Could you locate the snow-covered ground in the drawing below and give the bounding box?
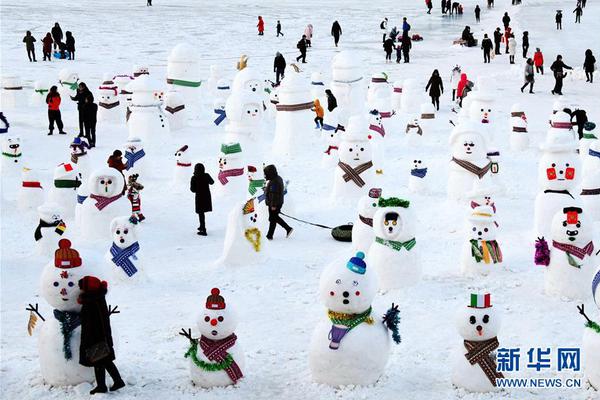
[1,0,599,399]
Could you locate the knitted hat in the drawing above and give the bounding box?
[220,142,242,155]
[346,251,367,275]
[54,239,82,268]
[369,188,382,199]
[79,275,108,292]
[175,145,188,155]
[243,198,255,215]
[563,206,582,224]
[469,293,492,308]
[206,288,226,310]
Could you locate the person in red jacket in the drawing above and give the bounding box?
[456,73,469,107]
[533,47,544,74]
[46,86,66,135]
[41,32,53,61]
[257,16,265,36]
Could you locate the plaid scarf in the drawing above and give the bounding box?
[552,240,594,268]
[218,168,244,185]
[451,157,491,179]
[359,214,373,227]
[582,188,600,195]
[213,109,226,126]
[199,334,243,383]
[110,242,140,277]
[464,337,503,387]
[34,219,65,241]
[99,101,120,109]
[89,193,122,211]
[375,236,416,252]
[276,101,314,112]
[53,309,81,360]
[327,307,373,350]
[248,179,265,196]
[338,161,373,188]
[411,168,427,178]
[369,123,385,137]
[324,145,338,155]
[406,124,423,135]
[166,78,201,87]
[125,149,145,170]
[470,239,503,264]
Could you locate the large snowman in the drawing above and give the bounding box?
[330,51,364,126]
[461,206,503,276]
[127,75,170,141]
[580,268,600,390]
[351,187,382,253]
[167,43,202,116]
[309,252,400,386]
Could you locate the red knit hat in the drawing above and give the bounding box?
[79,275,108,292]
[206,288,226,310]
[54,239,82,268]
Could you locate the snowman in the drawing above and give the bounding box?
[218,198,266,266]
[405,117,423,147]
[58,69,79,101]
[31,81,50,106]
[351,188,382,253]
[27,239,94,386]
[579,122,597,157]
[48,163,82,219]
[1,75,24,108]
[215,142,246,200]
[223,90,264,149]
[391,80,403,113]
[408,158,428,194]
[535,207,595,300]
[468,82,496,145]
[400,79,422,115]
[367,109,386,167]
[231,67,267,102]
[205,65,221,99]
[310,71,326,105]
[69,136,91,177]
[2,135,22,171]
[80,167,130,242]
[452,293,504,392]
[179,288,245,387]
[321,119,342,168]
[467,178,499,225]
[330,51,365,126]
[174,145,193,187]
[0,111,8,134]
[123,136,146,176]
[35,203,67,256]
[368,197,420,290]
[581,141,600,221]
[113,74,134,101]
[97,76,122,123]
[509,103,529,151]
[366,72,390,111]
[309,252,401,386]
[579,269,600,390]
[461,206,503,276]
[546,111,578,147]
[126,75,170,141]
[164,90,187,131]
[105,216,143,283]
[133,65,149,78]
[18,167,45,211]
[167,43,202,116]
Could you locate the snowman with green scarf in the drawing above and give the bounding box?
[578,269,600,389]
[48,162,82,219]
[309,252,400,386]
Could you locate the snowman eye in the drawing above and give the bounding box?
[116,230,121,234]
[204,316,210,322]
[247,110,251,114]
[472,227,476,231]
[218,316,224,322]
[108,180,113,185]
[562,221,567,227]
[352,281,358,286]
[124,229,129,234]
[100,180,105,184]
[68,282,74,287]
[384,220,389,226]
[551,163,556,167]
[469,142,475,147]
[53,282,59,287]
[392,220,397,226]
[487,109,491,112]
[480,108,484,112]
[330,291,335,296]
[565,163,570,167]
[469,316,476,324]
[372,203,377,207]
[335,279,341,284]
[484,228,488,232]
[576,222,581,228]
[483,315,490,323]
[360,148,364,151]
[463,143,468,146]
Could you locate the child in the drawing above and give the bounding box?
[46,86,66,135]
[312,99,324,129]
[127,174,145,222]
[190,163,214,236]
[396,43,402,63]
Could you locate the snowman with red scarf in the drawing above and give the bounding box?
[179,288,245,388]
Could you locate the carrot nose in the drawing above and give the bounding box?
[210,319,218,326]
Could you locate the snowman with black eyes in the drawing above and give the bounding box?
[351,188,382,253]
[408,158,428,194]
[461,206,503,276]
[321,112,341,168]
[105,216,144,283]
[223,91,264,150]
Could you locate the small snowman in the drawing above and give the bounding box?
[321,121,342,168]
[18,167,45,211]
[97,76,122,122]
[174,145,193,187]
[31,81,50,106]
[367,109,385,166]
[419,102,436,133]
[127,173,145,222]
[216,142,246,200]
[1,75,25,108]
[224,90,264,149]
[34,203,67,256]
[69,136,91,177]
[535,207,595,300]
[577,270,600,390]
[205,65,221,98]
[123,136,146,176]
[452,293,504,392]
[408,158,428,194]
[309,252,401,386]
[48,163,82,219]
[405,117,423,146]
[467,178,499,226]
[164,90,187,131]
[366,72,390,111]
[581,140,600,222]
[219,198,266,266]
[351,188,382,253]
[179,288,245,387]
[579,121,597,156]
[546,111,578,147]
[58,69,79,100]
[461,206,503,276]
[133,65,149,78]
[369,197,420,290]
[1,135,22,170]
[105,216,143,283]
[509,103,529,151]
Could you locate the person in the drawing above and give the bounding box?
[400,34,412,63]
[276,20,283,37]
[85,101,98,147]
[147,0,152,5]
[426,0,433,14]
[296,35,307,63]
[425,69,444,110]
[263,165,292,240]
[396,42,403,63]
[446,0,452,14]
[481,33,493,63]
[487,0,494,8]
[71,82,94,138]
[331,20,342,47]
[569,108,588,139]
[584,49,596,83]
[507,34,517,64]
[441,0,447,13]
[474,5,481,22]
[402,17,411,35]
[573,5,582,23]
[51,22,63,50]
[273,52,286,85]
[550,55,572,95]
[383,37,394,63]
[502,12,510,28]
[450,65,461,101]
[22,31,36,62]
[257,16,264,36]
[189,163,214,236]
[41,32,53,61]
[555,10,562,30]
[503,26,512,53]
[65,31,75,60]
[493,27,502,55]
[380,17,388,42]
[304,24,313,47]
[107,150,127,172]
[312,99,324,129]
[533,48,544,74]
[78,276,125,395]
[389,26,399,43]
[46,86,66,135]
[521,58,535,93]
[461,26,475,47]
[325,89,337,112]
[456,73,470,107]
[521,31,529,58]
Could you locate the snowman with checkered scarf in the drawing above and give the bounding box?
[104,216,145,283]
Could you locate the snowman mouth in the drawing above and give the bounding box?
[353,157,360,161]
[211,330,218,336]
[119,238,125,243]
[466,150,472,154]
[482,119,489,124]
[62,298,69,302]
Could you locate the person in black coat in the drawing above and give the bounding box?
[474,5,481,22]
[190,163,214,236]
[331,21,342,47]
[276,20,283,37]
[325,89,337,112]
[71,82,94,137]
[566,108,588,139]
[22,31,36,62]
[502,12,510,28]
[522,31,529,58]
[425,69,444,110]
[51,22,63,50]
[584,49,596,83]
[555,10,562,29]
[296,35,307,63]
[78,276,124,395]
[400,34,412,62]
[273,52,286,84]
[481,33,493,63]
[550,55,572,95]
[383,37,394,63]
[65,31,75,60]
[263,165,292,240]
[493,27,502,55]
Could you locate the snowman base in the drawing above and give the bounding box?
[583,327,600,390]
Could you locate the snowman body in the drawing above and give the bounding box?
[127,75,170,141]
[408,159,428,194]
[97,78,123,123]
[1,76,25,108]
[460,206,502,276]
[219,199,267,266]
[164,90,187,131]
[18,168,45,211]
[351,191,379,253]
[173,146,193,187]
[330,51,364,126]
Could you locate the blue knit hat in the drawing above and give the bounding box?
[347,251,366,274]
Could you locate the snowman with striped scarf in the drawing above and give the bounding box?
[309,252,400,386]
[97,75,122,123]
[123,136,146,177]
[105,216,144,283]
[215,142,246,202]
[461,206,503,276]
[579,267,600,389]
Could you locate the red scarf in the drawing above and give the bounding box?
[218,168,244,185]
[89,193,122,211]
[199,334,243,383]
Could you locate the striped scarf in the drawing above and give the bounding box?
[393,87,402,93]
[369,123,385,137]
[89,193,122,211]
[470,239,502,264]
[199,334,243,383]
[451,157,491,179]
[167,78,201,87]
[276,101,313,112]
[165,105,185,114]
[34,219,65,241]
[552,240,594,268]
[133,71,149,77]
[421,113,435,119]
[375,236,416,252]
[593,269,600,305]
[338,161,373,187]
[125,149,145,170]
[248,179,265,196]
[411,168,427,178]
[327,307,373,349]
[359,215,373,227]
[463,337,503,387]
[218,168,244,185]
[213,109,226,126]
[110,242,140,277]
[53,309,81,360]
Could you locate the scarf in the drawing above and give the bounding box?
[470,239,503,264]
[99,85,118,96]
[582,188,600,195]
[512,126,527,132]
[165,105,185,114]
[248,179,265,196]
[463,337,503,387]
[177,161,191,167]
[218,168,244,185]
[511,111,525,118]
[583,133,598,139]
[411,168,428,178]
[99,101,120,109]
[338,161,373,188]
[552,240,594,268]
[22,181,42,189]
[451,157,491,179]
[2,151,21,158]
[369,123,385,137]
[324,145,338,155]
[311,81,324,86]
[166,78,201,87]
[276,101,314,112]
[552,121,573,129]
[60,80,78,91]
[213,109,226,126]
[375,236,416,252]
[185,334,243,383]
[125,149,145,170]
[359,214,373,227]
[406,124,423,135]
[89,193,122,211]
[77,194,87,204]
[393,87,403,93]
[327,307,374,349]
[54,179,80,189]
[421,113,435,119]
[53,309,81,360]
[589,148,600,160]
[34,219,65,241]
[543,189,574,199]
[371,77,387,83]
[380,111,393,118]
[35,88,49,95]
[333,76,363,84]
[110,242,140,277]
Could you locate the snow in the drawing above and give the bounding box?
[1,0,600,399]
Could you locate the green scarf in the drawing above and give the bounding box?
[184,341,234,371]
[583,133,597,140]
[586,320,600,334]
[221,143,242,155]
[2,152,21,158]
[35,89,49,94]
[375,236,416,252]
[54,179,80,189]
[328,307,374,329]
[248,179,265,195]
[167,78,202,88]
[62,81,78,91]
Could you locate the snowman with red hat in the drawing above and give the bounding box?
[173,144,192,188]
[179,288,245,388]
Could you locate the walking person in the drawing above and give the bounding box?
[273,52,286,85]
[401,34,412,63]
[257,16,265,36]
[331,20,342,47]
[65,31,75,60]
[573,5,582,23]
[263,165,292,240]
[550,55,572,95]
[312,99,324,129]
[380,17,388,42]
[71,82,94,138]
[296,35,307,63]
[474,5,481,22]
[46,86,66,135]
[502,12,511,28]
[402,17,411,36]
[51,22,63,50]
[383,37,394,63]
[520,58,535,93]
[41,32,53,61]
[503,26,512,53]
[456,72,470,107]
[78,276,125,395]
[425,69,444,110]
[304,24,313,47]
[325,89,337,112]
[507,34,517,64]
[276,20,283,37]
[533,48,544,74]
[521,31,529,58]
[190,163,214,236]
[426,0,433,14]
[22,31,36,62]
[555,10,562,29]
[481,33,493,63]
[493,27,502,55]
[584,49,596,83]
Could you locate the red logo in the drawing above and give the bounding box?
[546,168,557,180]
[565,167,575,180]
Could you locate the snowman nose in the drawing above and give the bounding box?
[476,325,483,333]
[60,288,67,296]
[342,291,350,298]
[210,319,218,326]
[478,231,482,236]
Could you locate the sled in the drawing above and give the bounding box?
[331,224,353,242]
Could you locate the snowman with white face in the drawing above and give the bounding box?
[224,91,264,149]
[215,143,246,201]
[408,158,428,194]
[351,188,381,253]
[18,167,45,211]
[123,136,146,176]
[27,239,94,386]
[173,145,192,188]
[231,67,267,101]
[309,252,400,386]
[48,163,82,219]
[321,111,341,167]
[105,216,143,283]
[179,288,245,388]
[367,109,386,166]
[1,135,22,172]
[58,69,79,101]
[467,178,499,225]
[218,198,266,266]
[580,268,600,389]
[509,103,529,151]
[97,76,122,123]
[452,293,503,392]
[35,203,67,257]
[461,206,503,276]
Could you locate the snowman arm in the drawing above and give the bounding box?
[534,237,551,266]
[108,305,120,316]
[577,304,593,324]
[25,303,45,321]
[179,328,197,343]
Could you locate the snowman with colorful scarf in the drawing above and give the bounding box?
[212,79,231,127]
[408,158,428,194]
[508,103,529,151]
[309,252,400,386]
[452,293,504,392]
[167,43,202,116]
[578,269,600,390]
[48,162,82,219]
[30,80,50,106]
[215,142,246,201]
[173,145,193,188]
[164,90,187,131]
[1,134,22,173]
[535,207,595,300]
[69,136,91,178]
[35,203,67,257]
[179,288,245,387]
[368,197,420,289]
[80,167,130,242]
[321,112,341,168]
[97,75,122,123]
[123,136,146,177]
[26,239,94,386]
[581,140,600,222]
[351,188,382,253]
[58,69,79,103]
[19,167,45,211]
[104,216,144,283]
[461,206,503,276]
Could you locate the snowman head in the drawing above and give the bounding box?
[455,293,501,341]
[232,67,263,95]
[357,188,382,219]
[471,101,493,124]
[225,91,263,126]
[320,252,377,314]
[197,288,238,340]
[213,98,226,113]
[331,51,362,82]
[2,136,21,157]
[450,125,487,161]
[241,198,259,229]
[467,206,497,241]
[339,116,372,166]
[37,203,63,224]
[412,159,426,170]
[110,216,138,248]
[88,167,124,197]
[373,197,414,241]
[99,87,117,103]
[538,149,579,190]
[551,207,592,245]
[174,145,190,164]
[467,178,497,208]
[219,143,242,171]
[125,137,143,153]
[40,239,84,312]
